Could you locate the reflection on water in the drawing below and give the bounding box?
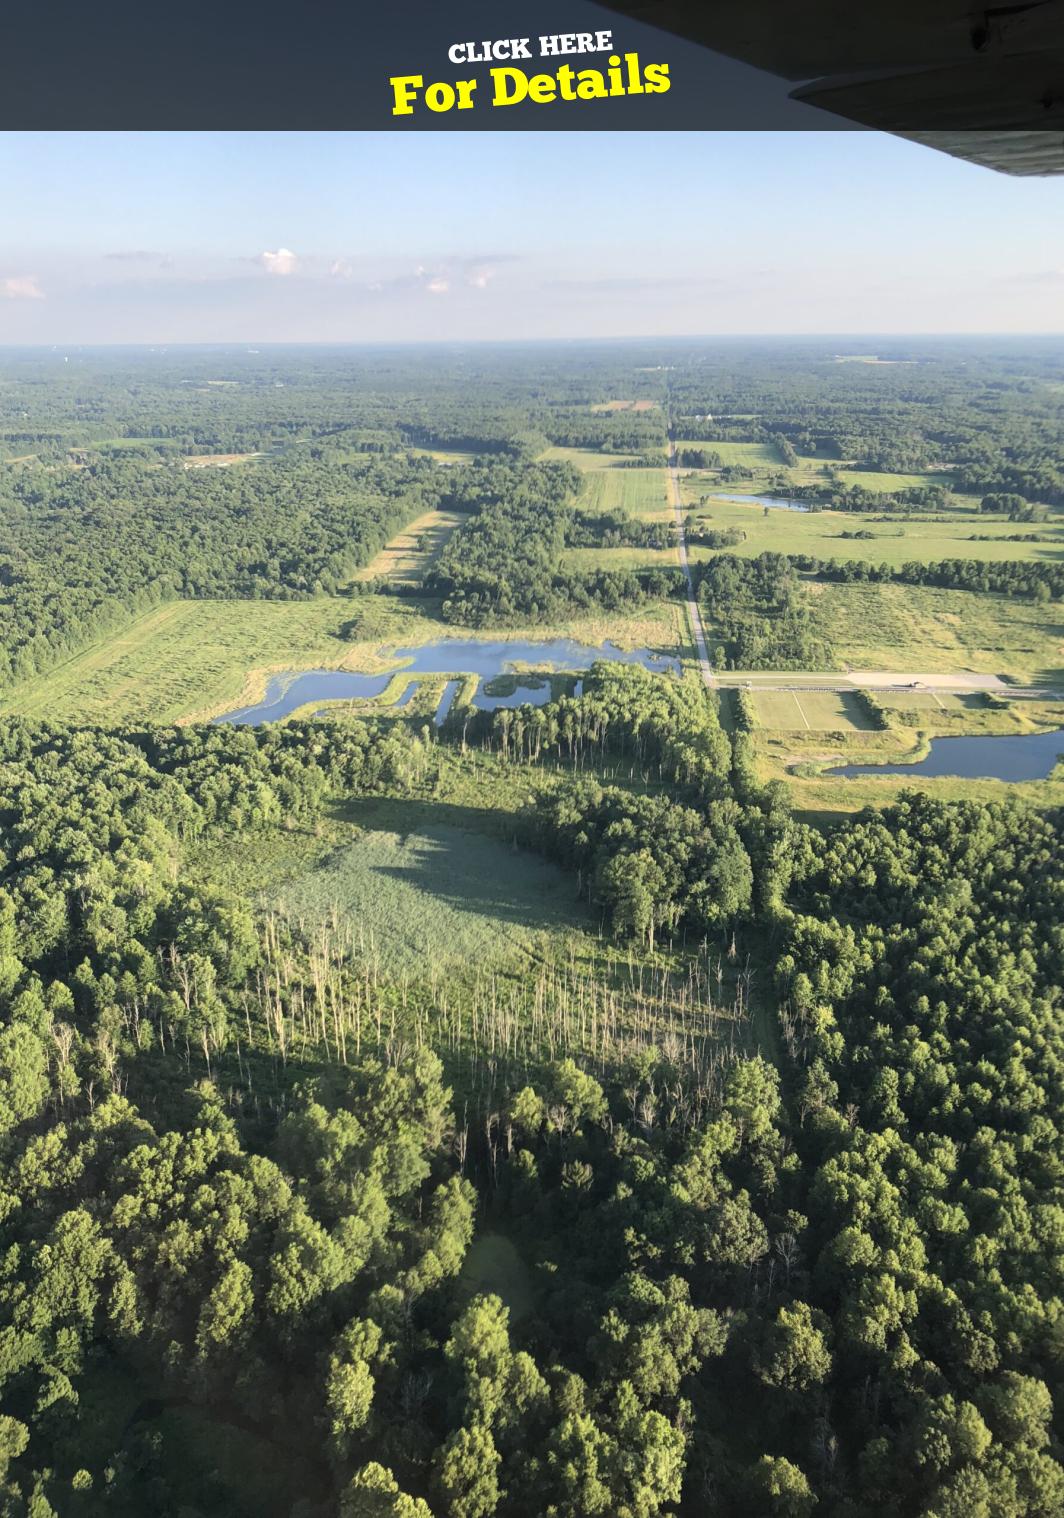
[217,637,680,727]
[710,494,810,512]
[828,728,1064,782]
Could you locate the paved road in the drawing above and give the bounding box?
[715,679,1064,698]
[666,438,715,688]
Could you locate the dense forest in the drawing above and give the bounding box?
[1,681,1062,1516]
[1,343,1063,1515]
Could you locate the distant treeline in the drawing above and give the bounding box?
[668,342,1064,502]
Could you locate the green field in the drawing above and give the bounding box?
[748,689,874,731]
[678,440,781,467]
[835,467,955,492]
[407,447,479,465]
[578,466,670,518]
[810,581,1064,684]
[677,493,1064,568]
[0,598,374,726]
[563,544,680,571]
[353,507,465,584]
[268,820,588,975]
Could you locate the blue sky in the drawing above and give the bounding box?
[0,131,1061,341]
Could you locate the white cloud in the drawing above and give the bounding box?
[329,258,353,279]
[2,275,44,300]
[260,248,298,277]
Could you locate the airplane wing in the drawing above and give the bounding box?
[595,0,1064,173]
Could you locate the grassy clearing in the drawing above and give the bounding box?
[460,1235,535,1320]
[810,582,1064,685]
[589,399,659,412]
[181,452,262,468]
[268,822,588,975]
[835,467,954,492]
[83,436,179,452]
[679,440,781,467]
[192,751,773,1078]
[352,507,465,584]
[407,447,479,465]
[563,545,679,571]
[677,491,1064,568]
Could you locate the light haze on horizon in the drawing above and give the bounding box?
[0,131,1061,343]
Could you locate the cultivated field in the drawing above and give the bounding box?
[578,467,670,519]
[748,689,874,731]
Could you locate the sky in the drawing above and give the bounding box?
[0,130,1061,343]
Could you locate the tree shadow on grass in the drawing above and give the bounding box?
[328,792,518,842]
[369,829,587,932]
[321,795,589,935]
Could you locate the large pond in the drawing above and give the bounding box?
[710,493,811,513]
[828,728,1064,782]
[217,637,681,727]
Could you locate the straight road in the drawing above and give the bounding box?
[667,437,715,688]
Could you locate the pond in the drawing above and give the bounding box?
[827,728,1064,782]
[217,637,681,726]
[710,493,811,512]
